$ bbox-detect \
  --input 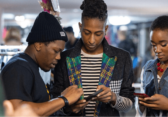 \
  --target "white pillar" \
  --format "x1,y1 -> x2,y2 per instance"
0,9 -> 4,44
139,24 -> 147,58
